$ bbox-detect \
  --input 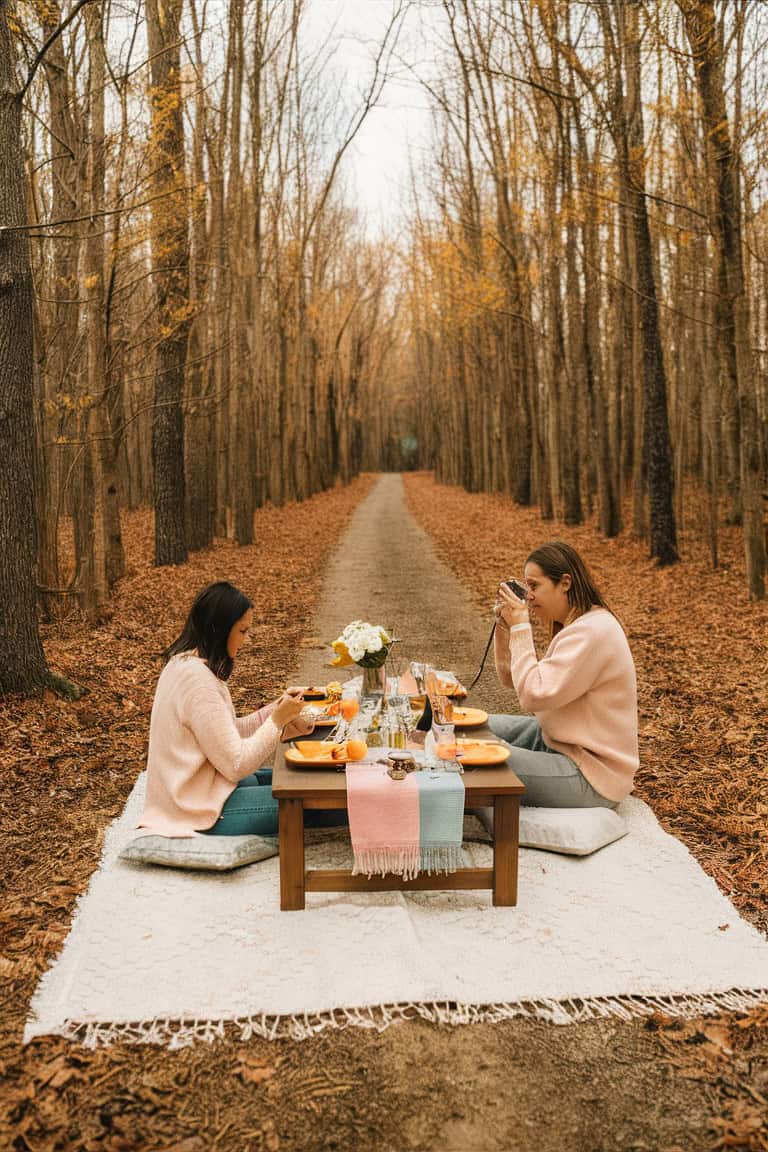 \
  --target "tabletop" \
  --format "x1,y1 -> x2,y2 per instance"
271,716 -> 525,801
